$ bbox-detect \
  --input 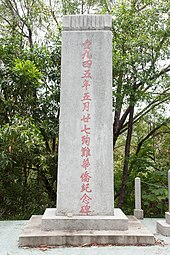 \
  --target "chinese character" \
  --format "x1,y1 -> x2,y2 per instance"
83,59 -> 92,68
82,50 -> 92,60
82,70 -> 92,79
83,39 -> 92,50
80,204 -> 91,215
81,158 -> 90,170
82,101 -> 90,112
80,193 -> 92,204
81,114 -> 91,123
81,124 -> 90,135
82,135 -> 90,146
81,183 -> 92,193
82,79 -> 90,90
81,92 -> 92,101
81,147 -> 91,157
80,171 -> 92,182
